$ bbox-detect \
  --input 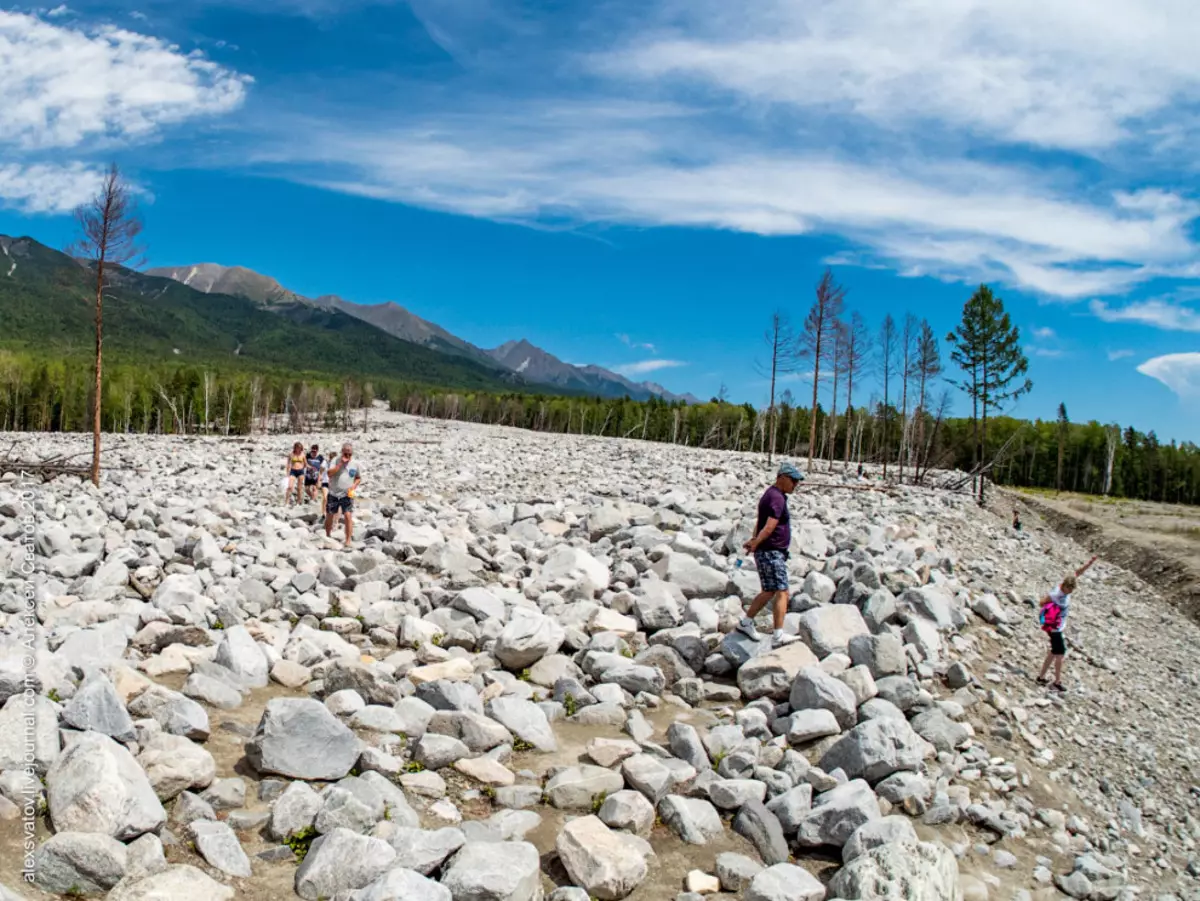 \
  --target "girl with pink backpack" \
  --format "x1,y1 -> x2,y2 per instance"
1036,555 -> 1099,691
